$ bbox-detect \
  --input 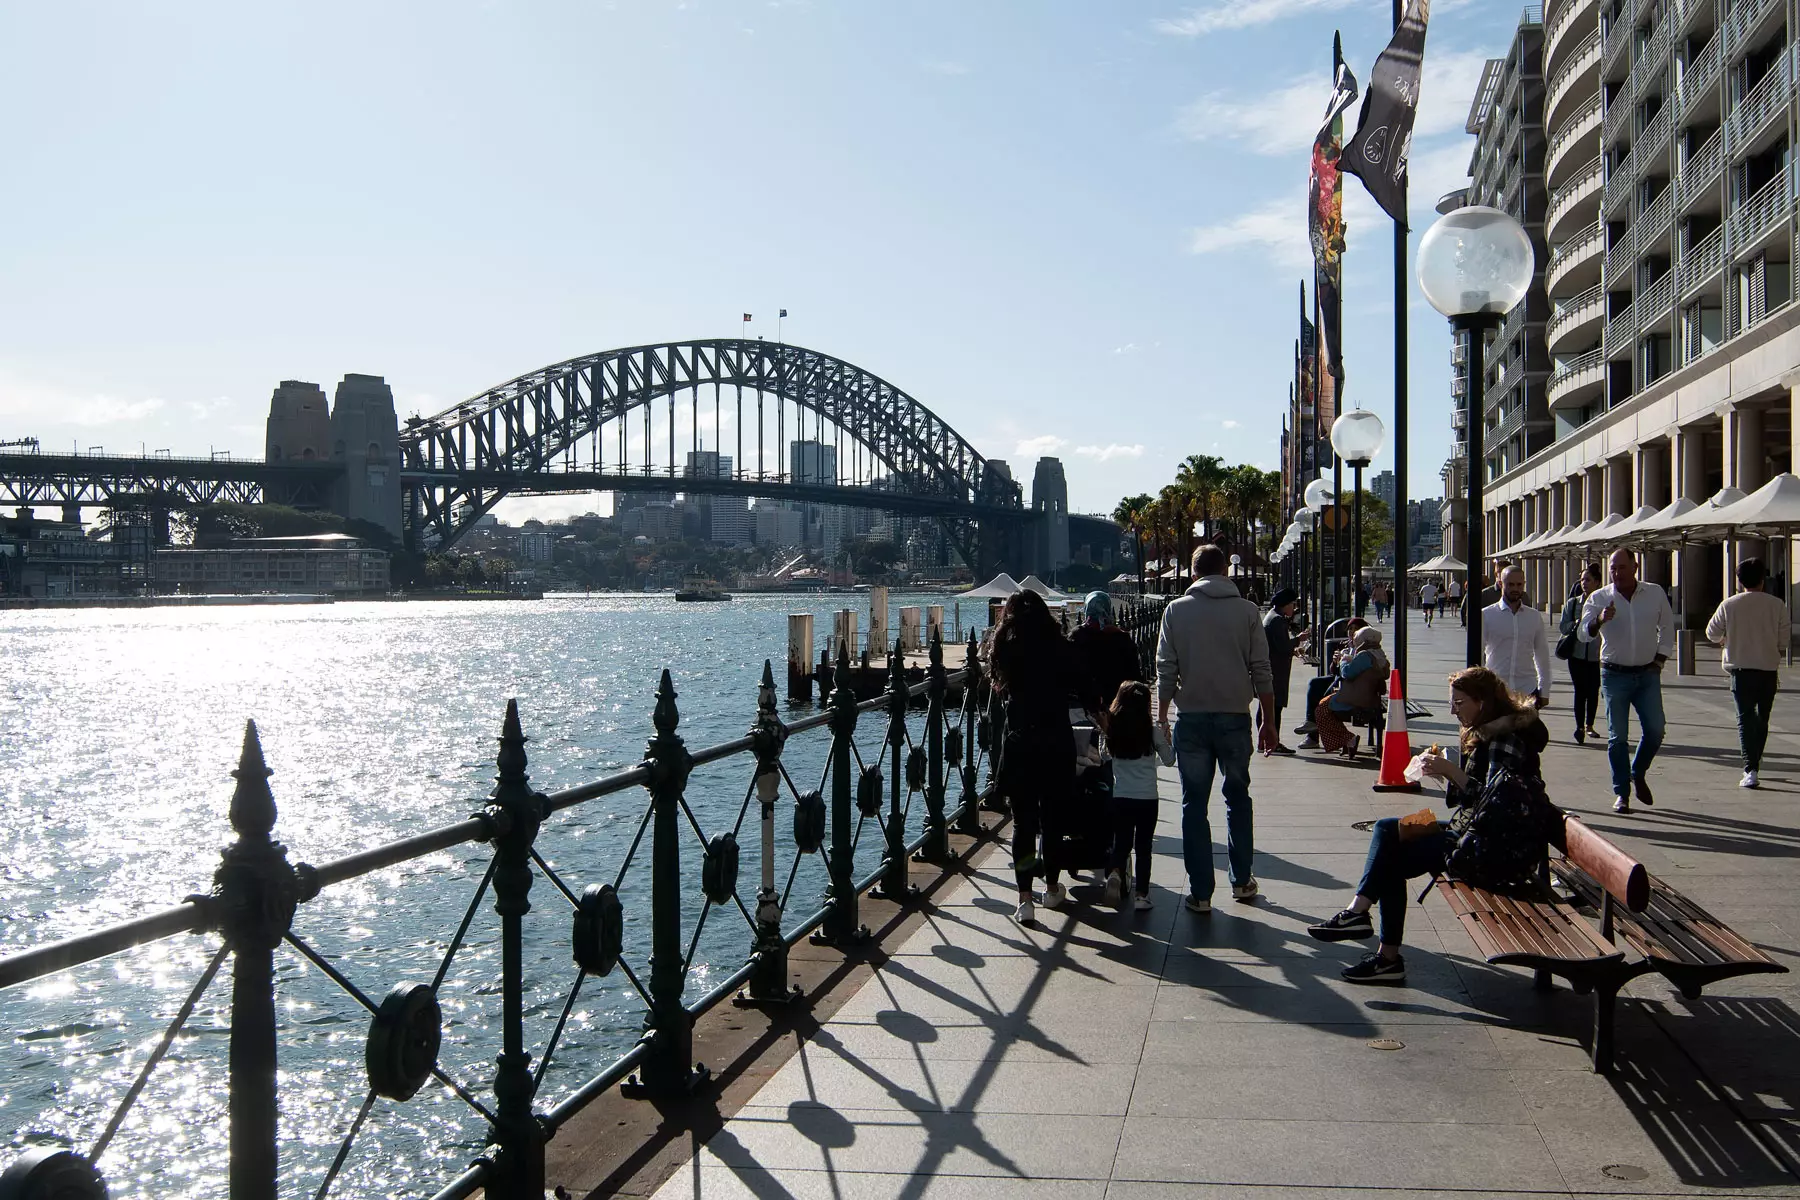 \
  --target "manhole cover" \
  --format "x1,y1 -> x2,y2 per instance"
1601,1164 -> 1650,1181
1351,819 -> 1378,832
1367,1038 -> 1405,1051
